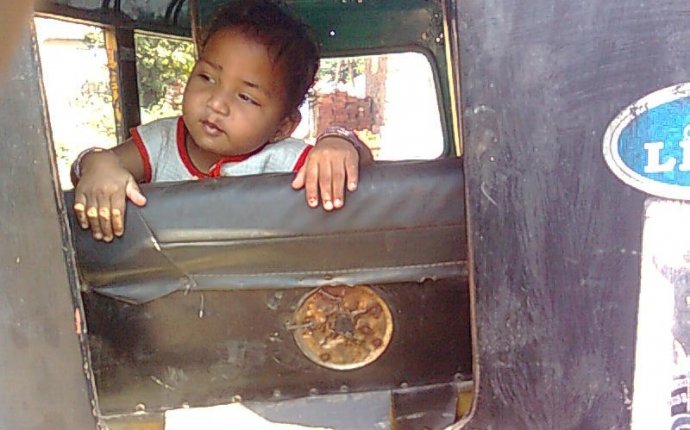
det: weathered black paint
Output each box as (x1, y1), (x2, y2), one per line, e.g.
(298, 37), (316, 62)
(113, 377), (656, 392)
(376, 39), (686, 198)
(0, 22), (97, 430)
(455, 1), (690, 429)
(85, 281), (471, 414)
(67, 157), (471, 415)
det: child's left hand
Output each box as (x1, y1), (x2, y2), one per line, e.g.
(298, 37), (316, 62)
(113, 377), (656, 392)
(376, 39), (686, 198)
(291, 135), (372, 211)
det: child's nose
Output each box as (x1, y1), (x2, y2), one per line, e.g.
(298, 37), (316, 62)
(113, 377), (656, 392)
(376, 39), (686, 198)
(207, 89), (230, 115)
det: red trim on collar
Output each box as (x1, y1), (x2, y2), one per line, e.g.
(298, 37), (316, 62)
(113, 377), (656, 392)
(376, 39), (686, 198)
(208, 143), (269, 177)
(292, 145), (313, 172)
(175, 117), (271, 178)
(130, 127), (152, 183)
(176, 118), (205, 178)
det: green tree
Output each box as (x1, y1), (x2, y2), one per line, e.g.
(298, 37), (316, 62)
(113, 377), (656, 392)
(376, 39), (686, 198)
(317, 57), (365, 86)
(134, 33), (195, 119)
(82, 30), (196, 124)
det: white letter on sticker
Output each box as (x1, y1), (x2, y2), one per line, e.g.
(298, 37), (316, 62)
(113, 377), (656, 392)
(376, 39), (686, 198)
(678, 125), (690, 171)
(644, 141), (676, 173)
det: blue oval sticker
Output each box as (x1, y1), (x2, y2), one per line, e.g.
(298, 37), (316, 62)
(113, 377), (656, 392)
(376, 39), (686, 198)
(603, 83), (690, 200)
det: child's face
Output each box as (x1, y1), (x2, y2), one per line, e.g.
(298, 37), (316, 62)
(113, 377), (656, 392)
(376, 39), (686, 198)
(182, 29), (297, 157)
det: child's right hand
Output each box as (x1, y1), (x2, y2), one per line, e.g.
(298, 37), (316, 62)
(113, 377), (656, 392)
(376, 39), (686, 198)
(73, 151), (147, 242)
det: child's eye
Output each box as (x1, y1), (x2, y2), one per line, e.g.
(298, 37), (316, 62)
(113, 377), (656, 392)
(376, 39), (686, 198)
(239, 93), (261, 106)
(198, 73), (214, 83)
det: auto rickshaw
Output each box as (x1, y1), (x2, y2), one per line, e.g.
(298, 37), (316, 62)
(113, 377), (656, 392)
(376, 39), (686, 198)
(1, 0), (686, 429)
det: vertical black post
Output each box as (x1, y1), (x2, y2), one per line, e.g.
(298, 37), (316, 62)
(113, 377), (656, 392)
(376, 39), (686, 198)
(0, 18), (98, 429)
(455, 0), (690, 428)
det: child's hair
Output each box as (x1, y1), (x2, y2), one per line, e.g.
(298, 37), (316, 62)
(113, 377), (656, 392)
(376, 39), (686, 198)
(201, 0), (320, 114)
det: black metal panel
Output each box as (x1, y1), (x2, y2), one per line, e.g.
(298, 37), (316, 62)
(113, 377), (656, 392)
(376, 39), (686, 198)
(457, 1), (690, 429)
(85, 280), (471, 415)
(391, 383), (458, 429)
(0, 22), (97, 430)
(68, 154), (472, 418)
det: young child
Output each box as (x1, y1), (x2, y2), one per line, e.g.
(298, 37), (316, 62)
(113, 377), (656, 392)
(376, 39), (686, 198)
(71, 0), (372, 242)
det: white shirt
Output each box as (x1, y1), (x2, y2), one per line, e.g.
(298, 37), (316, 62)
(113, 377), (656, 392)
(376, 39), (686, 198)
(130, 116), (312, 183)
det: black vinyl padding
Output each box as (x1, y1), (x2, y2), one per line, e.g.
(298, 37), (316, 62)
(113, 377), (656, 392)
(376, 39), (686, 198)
(66, 158), (467, 303)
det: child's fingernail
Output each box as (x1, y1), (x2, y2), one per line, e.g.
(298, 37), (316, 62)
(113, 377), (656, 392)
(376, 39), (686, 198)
(308, 198), (318, 207)
(324, 201), (333, 211)
(80, 223), (89, 229)
(94, 233), (103, 240)
(104, 236), (113, 242)
(348, 182), (357, 191)
(334, 199), (343, 208)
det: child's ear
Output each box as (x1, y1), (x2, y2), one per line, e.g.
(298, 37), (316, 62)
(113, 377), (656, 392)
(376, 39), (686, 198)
(272, 110), (301, 142)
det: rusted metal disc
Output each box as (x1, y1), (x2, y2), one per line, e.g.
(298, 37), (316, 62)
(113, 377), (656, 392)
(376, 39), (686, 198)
(290, 285), (393, 370)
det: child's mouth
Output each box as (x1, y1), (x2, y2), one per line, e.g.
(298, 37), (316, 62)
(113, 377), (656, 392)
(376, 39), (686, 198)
(201, 120), (223, 136)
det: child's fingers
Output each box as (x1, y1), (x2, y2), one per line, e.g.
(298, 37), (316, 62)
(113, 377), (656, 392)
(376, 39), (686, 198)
(96, 193), (114, 242)
(331, 158), (346, 209)
(344, 153), (359, 192)
(304, 160), (320, 208)
(111, 208), (124, 238)
(291, 165), (306, 190)
(125, 179), (147, 207)
(73, 198), (89, 229)
(110, 191), (126, 237)
(85, 204), (103, 241)
(318, 161), (334, 211)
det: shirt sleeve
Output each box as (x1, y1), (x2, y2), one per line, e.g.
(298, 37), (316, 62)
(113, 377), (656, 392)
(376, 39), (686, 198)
(129, 117), (179, 183)
(265, 137), (313, 173)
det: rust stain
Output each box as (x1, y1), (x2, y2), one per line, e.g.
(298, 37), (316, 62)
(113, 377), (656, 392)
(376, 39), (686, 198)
(290, 285), (393, 370)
